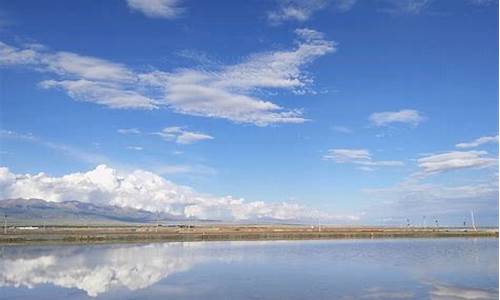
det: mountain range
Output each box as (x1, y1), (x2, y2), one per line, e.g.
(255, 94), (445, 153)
(0, 198), (189, 225)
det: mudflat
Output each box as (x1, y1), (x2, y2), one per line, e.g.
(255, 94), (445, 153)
(1, 225), (497, 244)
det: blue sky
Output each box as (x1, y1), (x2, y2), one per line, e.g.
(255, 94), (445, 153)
(0, 0), (498, 225)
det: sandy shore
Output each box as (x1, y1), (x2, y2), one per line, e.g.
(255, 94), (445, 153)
(0, 225), (497, 244)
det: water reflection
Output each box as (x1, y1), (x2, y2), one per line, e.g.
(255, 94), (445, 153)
(430, 283), (498, 300)
(0, 243), (230, 297)
(0, 238), (497, 299)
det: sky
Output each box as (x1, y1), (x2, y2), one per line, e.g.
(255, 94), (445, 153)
(0, 0), (498, 225)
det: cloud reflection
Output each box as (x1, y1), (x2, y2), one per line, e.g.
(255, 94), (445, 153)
(430, 283), (498, 300)
(0, 243), (225, 297)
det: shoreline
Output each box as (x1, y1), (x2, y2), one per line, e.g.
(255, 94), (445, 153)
(1, 225), (497, 245)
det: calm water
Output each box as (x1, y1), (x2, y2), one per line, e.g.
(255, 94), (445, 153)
(0, 238), (497, 300)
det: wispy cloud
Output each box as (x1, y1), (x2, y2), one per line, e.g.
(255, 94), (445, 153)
(333, 0), (358, 12)
(39, 79), (158, 109)
(466, 0), (497, 6)
(268, 0), (328, 24)
(364, 178), (498, 220)
(118, 128), (142, 135)
(1, 29), (335, 126)
(0, 129), (109, 165)
(456, 135), (499, 149)
(156, 127), (214, 144)
(378, 0), (433, 15)
(267, 0), (358, 24)
(416, 150), (497, 176)
(126, 146), (143, 151)
(369, 109), (424, 127)
(153, 164), (216, 176)
(430, 283), (498, 300)
(126, 0), (184, 19)
(323, 148), (404, 169)
(332, 125), (352, 133)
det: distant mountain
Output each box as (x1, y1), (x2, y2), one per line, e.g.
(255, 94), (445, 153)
(0, 198), (189, 225)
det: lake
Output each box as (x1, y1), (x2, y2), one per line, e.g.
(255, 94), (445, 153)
(0, 238), (497, 299)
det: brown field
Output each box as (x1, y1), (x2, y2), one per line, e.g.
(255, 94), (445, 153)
(0, 225), (497, 244)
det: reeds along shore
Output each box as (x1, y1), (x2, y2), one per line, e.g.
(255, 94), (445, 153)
(0, 225), (498, 244)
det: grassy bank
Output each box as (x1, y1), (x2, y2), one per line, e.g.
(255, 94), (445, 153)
(0, 225), (497, 244)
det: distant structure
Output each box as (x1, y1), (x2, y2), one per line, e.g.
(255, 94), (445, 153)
(3, 214), (6, 234)
(470, 211), (477, 232)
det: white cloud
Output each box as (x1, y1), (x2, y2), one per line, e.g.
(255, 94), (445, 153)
(267, 0), (328, 23)
(156, 127), (214, 144)
(323, 148), (404, 168)
(378, 0), (433, 15)
(126, 0), (184, 19)
(1, 29), (334, 125)
(39, 79), (159, 110)
(466, 0), (496, 6)
(0, 43), (134, 82)
(417, 151), (497, 175)
(45, 52), (135, 82)
(430, 283), (498, 300)
(456, 135), (499, 149)
(139, 28), (334, 125)
(0, 41), (38, 65)
(118, 128), (141, 135)
(126, 146), (143, 151)
(333, 0), (358, 12)
(0, 165), (360, 222)
(369, 109), (424, 127)
(332, 125), (352, 133)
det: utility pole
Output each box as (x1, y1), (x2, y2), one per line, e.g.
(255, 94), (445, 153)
(3, 214), (6, 234)
(317, 219), (321, 233)
(155, 212), (159, 233)
(470, 210), (477, 232)
(422, 216), (426, 229)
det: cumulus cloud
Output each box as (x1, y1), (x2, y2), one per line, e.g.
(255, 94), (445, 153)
(455, 135), (499, 149)
(323, 148), (404, 168)
(369, 109), (424, 127)
(0, 29), (334, 125)
(0, 165), (359, 222)
(155, 127), (214, 144)
(126, 0), (184, 19)
(417, 151), (497, 175)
